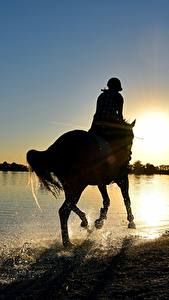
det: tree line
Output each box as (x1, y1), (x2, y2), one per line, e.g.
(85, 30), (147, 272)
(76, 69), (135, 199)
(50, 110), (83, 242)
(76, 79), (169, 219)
(0, 160), (169, 175)
(0, 162), (28, 172)
(129, 160), (169, 175)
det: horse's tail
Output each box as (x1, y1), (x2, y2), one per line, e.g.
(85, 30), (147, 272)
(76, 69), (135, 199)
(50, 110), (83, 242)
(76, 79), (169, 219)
(28, 167), (42, 210)
(27, 150), (63, 200)
(37, 171), (63, 199)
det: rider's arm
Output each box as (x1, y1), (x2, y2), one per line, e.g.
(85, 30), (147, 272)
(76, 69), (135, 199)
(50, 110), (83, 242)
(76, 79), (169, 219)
(117, 94), (124, 119)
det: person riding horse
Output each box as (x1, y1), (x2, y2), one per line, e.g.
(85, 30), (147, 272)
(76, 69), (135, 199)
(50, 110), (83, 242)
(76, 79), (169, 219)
(89, 77), (124, 140)
(27, 77), (136, 247)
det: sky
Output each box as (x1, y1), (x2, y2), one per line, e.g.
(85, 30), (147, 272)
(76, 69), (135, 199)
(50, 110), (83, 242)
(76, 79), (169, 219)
(1, 0), (169, 165)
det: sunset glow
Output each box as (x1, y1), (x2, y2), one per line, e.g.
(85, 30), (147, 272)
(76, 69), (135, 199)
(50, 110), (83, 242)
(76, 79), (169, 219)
(0, 1), (169, 166)
(133, 112), (169, 165)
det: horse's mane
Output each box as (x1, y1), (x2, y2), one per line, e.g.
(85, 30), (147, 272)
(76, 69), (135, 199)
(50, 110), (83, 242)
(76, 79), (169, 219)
(94, 119), (132, 130)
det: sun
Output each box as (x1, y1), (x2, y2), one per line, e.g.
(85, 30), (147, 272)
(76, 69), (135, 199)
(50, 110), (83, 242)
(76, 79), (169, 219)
(133, 112), (169, 164)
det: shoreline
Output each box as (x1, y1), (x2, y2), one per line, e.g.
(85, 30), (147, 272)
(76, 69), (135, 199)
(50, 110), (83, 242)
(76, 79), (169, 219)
(1, 234), (169, 299)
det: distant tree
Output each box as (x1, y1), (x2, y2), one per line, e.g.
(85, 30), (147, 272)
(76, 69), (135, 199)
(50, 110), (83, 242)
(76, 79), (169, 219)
(145, 163), (157, 175)
(132, 160), (144, 174)
(0, 161), (10, 171)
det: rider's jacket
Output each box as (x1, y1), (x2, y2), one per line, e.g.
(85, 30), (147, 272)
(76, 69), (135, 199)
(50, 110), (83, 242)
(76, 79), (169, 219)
(92, 89), (123, 125)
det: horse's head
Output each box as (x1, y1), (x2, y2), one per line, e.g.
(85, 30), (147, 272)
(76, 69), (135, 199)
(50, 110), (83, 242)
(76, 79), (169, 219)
(127, 119), (136, 142)
(116, 119), (136, 165)
(116, 119), (135, 141)
(126, 119), (136, 159)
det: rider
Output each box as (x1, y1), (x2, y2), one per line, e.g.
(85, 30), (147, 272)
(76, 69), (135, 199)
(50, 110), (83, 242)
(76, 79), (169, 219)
(89, 77), (124, 138)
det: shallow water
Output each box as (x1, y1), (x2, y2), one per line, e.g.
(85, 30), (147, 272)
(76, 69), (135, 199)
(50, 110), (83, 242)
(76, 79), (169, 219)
(1, 172), (169, 285)
(1, 172), (169, 246)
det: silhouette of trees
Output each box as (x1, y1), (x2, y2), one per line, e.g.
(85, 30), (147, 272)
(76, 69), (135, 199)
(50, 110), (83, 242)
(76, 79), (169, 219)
(0, 160), (169, 175)
(0, 162), (28, 172)
(145, 163), (157, 175)
(130, 161), (169, 175)
(132, 160), (144, 174)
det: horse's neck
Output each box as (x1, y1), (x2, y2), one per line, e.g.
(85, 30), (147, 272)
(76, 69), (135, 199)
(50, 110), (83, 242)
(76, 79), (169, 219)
(91, 133), (111, 152)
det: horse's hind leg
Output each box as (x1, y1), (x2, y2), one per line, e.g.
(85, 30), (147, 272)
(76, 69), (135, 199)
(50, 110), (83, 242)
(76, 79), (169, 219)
(72, 206), (88, 228)
(59, 199), (73, 248)
(95, 184), (110, 229)
(116, 175), (136, 229)
(59, 187), (85, 247)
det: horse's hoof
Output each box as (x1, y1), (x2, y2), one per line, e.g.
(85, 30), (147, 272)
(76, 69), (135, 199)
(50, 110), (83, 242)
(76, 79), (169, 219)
(86, 227), (94, 234)
(95, 219), (104, 229)
(80, 220), (88, 228)
(128, 221), (136, 229)
(63, 241), (74, 249)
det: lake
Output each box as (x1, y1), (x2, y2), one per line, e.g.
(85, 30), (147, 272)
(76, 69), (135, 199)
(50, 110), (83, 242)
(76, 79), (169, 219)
(1, 172), (169, 296)
(1, 172), (169, 287)
(1, 172), (169, 251)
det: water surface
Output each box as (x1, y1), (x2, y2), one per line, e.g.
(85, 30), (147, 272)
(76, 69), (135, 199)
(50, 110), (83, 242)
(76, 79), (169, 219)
(1, 172), (169, 248)
(1, 172), (169, 286)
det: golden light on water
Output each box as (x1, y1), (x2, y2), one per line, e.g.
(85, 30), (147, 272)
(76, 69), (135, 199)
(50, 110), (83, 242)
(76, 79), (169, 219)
(138, 191), (166, 227)
(129, 174), (169, 240)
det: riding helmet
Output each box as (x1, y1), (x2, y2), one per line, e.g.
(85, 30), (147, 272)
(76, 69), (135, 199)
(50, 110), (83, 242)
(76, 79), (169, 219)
(107, 78), (122, 91)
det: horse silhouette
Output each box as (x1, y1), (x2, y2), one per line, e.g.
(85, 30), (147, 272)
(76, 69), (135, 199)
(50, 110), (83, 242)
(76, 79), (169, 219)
(27, 120), (136, 247)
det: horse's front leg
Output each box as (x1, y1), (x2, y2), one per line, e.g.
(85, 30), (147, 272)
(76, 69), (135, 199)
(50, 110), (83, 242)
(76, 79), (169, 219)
(117, 175), (136, 229)
(95, 184), (110, 229)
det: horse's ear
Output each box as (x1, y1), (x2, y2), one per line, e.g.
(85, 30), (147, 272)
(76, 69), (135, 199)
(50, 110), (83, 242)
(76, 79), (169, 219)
(131, 119), (136, 127)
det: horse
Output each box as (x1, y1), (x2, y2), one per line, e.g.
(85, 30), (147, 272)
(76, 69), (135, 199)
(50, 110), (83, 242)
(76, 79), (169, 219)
(27, 120), (136, 247)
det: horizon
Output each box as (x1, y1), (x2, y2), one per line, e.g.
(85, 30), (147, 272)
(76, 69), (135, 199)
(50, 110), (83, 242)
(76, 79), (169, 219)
(1, 160), (169, 168)
(1, 1), (169, 165)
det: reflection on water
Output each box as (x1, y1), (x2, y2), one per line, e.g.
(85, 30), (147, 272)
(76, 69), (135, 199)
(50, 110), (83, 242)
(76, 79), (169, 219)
(1, 172), (169, 286)
(139, 192), (166, 227)
(1, 172), (169, 248)
(129, 174), (169, 239)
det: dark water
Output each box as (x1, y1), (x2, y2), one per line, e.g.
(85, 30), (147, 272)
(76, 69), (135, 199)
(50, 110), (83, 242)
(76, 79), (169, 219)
(1, 172), (169, 286)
